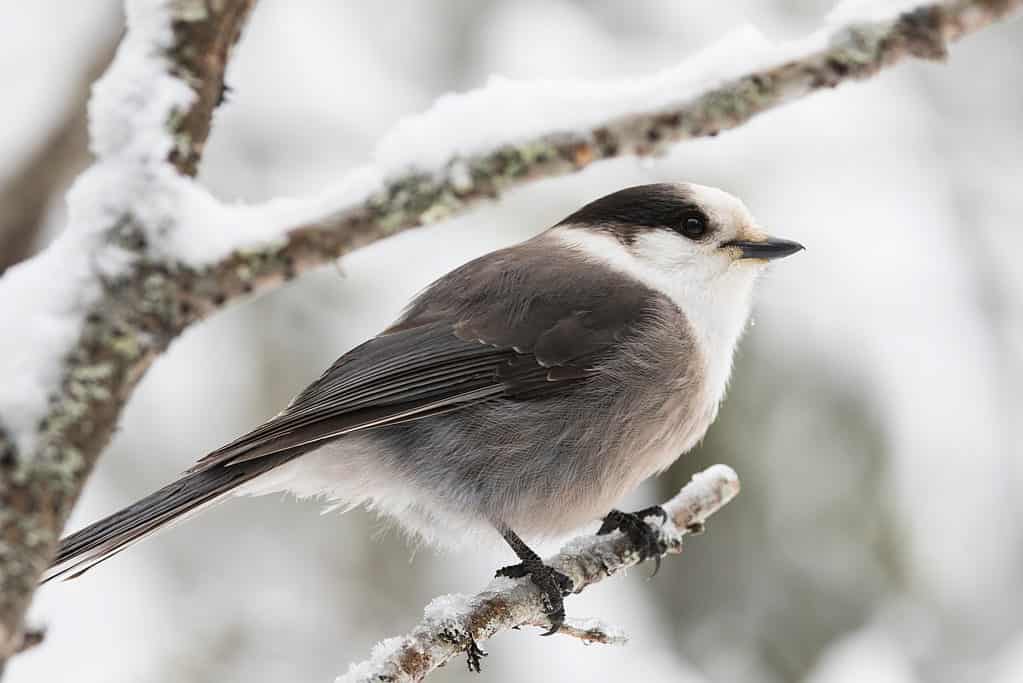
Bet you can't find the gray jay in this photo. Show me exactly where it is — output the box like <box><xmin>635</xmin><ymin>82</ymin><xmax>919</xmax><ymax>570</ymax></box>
<box><xmin>44</xmin><ymin>182</ymin><xmax>802</xmax><ymax>630</ymax></box>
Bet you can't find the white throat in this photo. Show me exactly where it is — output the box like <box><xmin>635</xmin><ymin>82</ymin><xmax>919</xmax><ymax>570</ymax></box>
<box><xmin>672</xmin><ymin>269</ymin><xmax>756</xmax><ymax>409</ymax></box>
<box><xmin>553</xmin><ymin>227</ymin><xmax>757</xmax><ymax>408</ymax></box>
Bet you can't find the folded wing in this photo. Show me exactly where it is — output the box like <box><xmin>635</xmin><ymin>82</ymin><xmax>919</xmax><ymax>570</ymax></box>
<box><xmin>190</xmin><ymin>238</ymin><xmax>656</xmax><ymax>473</ymax></box>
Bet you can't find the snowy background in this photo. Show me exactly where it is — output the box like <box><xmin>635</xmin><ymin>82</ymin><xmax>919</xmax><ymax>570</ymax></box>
<box><xmin>4</xmin><ymin>1</ymin><xmax>1023</xmax><ymax>682</ymax></box>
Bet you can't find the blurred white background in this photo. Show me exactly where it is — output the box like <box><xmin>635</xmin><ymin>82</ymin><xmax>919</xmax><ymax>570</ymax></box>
<box><xmin>3</xmin><ymin>1</ymin><xmax>1022</xmax><ymax>681</ymax></box>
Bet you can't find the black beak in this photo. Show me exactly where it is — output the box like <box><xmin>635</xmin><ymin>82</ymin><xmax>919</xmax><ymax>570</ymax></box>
<box><xmin>721</xmin><ymin>237</ymin><xmax>804</xmax><ymax>261</ymax></box>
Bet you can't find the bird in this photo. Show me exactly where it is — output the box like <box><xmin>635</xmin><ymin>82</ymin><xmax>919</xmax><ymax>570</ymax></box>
<box><xmin>44</xmin><ymin>182</ymin><xmax>803</xmax><ymax>631</ymax></box>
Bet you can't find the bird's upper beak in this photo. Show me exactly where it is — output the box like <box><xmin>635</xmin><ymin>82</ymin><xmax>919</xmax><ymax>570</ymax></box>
<box><xmin>721</xmin><ymin>236</ymin><xmax>804</xmax><ymax>261</ymax></box>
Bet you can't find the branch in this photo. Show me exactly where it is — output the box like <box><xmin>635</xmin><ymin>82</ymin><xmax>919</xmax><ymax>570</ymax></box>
<box><xmin>0</xmin><ymin>0</ymin><xmax>256</xmax><ymax>658</ymax></box>
<box><xmin>0</xmin><ymin>0</ymin><xmax>1018</xmax><ymax>662</ymax></box>
<box><xmin>338</xmin><ymin>465</ymin><xmax>741</xmax><ymax>683</ymax></box>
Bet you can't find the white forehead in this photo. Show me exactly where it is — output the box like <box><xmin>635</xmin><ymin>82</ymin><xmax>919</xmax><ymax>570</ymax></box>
<box><xmin>683</xmin><ymin>183</ymin><xmax>755</xmax><ymax>230</ymax></box>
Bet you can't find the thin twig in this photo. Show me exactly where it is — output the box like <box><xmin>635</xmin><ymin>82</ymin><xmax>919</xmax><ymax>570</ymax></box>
<box><xmin>339</xmin><ymin>465</ymin><xmax>740</xmax><ymax>683</ymax></box>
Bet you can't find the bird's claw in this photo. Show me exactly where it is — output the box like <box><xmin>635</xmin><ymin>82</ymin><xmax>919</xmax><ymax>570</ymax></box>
<box><xmin>464</xmin><ymin>635</ymin><xmax>487</xmax><ymax>673</ymax></box>
<box><xmin>496</xmin><ymin>561</ymin><xmax>573</xmax><ymax>634</ymax></box>
<box><xmin>598</xmin><ymin>505</ymin><xmax>668</xmax><ymax>576</ymax></box>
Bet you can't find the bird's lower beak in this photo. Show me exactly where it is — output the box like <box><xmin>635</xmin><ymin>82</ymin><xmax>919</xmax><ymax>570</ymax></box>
<box><xmin>721</xmin><ymin>236</ymin><xmax>804</xmax><ymax>261</ymax></box>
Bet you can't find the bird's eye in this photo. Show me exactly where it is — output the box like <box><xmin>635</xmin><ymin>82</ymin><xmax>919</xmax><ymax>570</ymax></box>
<box><xmin>680</xmin><ymin>213</ymin><xmax>708</xmax><ymax>239</ymax></box>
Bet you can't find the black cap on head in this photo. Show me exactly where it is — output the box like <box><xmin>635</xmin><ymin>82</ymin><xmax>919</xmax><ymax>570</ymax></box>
<box><xmin>555</xmin><ymin>183</ymin><xmax>709</xmax><ymax>244</ymax></box>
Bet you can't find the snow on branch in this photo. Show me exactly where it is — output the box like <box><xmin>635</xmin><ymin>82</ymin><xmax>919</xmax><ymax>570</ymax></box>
<box><xmin>0</xmin><ymin>0</ymin><xmax>256</xmax><ymax>657</ymax></box>
<box><xmin>339</xmin><ymin>465</ymin><xmax>741</xmax><ymax>683</ymax></box>
<box><xmin>0</xmin><ymin>0</ymin><xmax>1018</xmax><ymax>664</ymax></box>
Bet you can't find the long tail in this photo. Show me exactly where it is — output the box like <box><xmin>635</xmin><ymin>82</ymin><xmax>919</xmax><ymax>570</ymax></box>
<box><xmin>43</xmin><ymin>453</ymin><xmax>296</xmax><ymax>583</ymax></box>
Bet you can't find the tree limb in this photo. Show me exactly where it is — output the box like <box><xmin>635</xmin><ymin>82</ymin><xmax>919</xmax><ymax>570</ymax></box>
<box><xmin>0</xmin><ymin>0</ymin><xmax>256</xmax><ymax>658</ymax></box>
<box><xmin>0</xmin><ymin>0</ymin><xmax>1018</xmax><ymax>664</ymax></box>
<box><xmin>338</xmin><ymin>465</ymin><xmax>740</xmax><ymax>683</ymax></box>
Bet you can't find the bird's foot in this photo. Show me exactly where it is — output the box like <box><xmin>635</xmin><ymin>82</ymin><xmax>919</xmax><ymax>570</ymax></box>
<box><xmin>495</xmin><ymin>560</ymin><xmax>574</xmax><ymax>635</ymax></box>
<box><xmin>464</xmin><ymin>635</ymin><xmax>487</xmax><ymax>673</ymax></box>
<box><xmin>598</xmin><ymin>505</ymin><xmax>668</xmax><ymax>575</ymax></box>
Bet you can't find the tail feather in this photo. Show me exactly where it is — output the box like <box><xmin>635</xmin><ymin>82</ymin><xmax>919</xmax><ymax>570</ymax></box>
<box><xmin>43</xmin><ymin>453</ymin><xmax>295</xmax><ymax>583</ymax></box>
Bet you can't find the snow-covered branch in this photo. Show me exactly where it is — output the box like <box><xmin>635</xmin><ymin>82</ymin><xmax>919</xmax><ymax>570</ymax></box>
<box><xmin>339</xmin><ymin>465</ymin><xmax>741</xmax><ymax>683</ymax></box>
<box><xmin>0</xmin><ymin>0</ymin><xmax>1018</xmax><ymax>663</ymax></box>
<box><xmin>0</xmin><ymin>0</ymin><xmax>256</xmax><ymax>657</ymax></box>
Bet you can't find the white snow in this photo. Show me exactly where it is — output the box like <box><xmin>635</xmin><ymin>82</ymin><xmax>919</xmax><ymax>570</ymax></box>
<box><xmin>78</xmin><ymin>0</ymin><xmax>387</xmax><ymax>269</ymax></box>
<box><xmin>372</xmin><ymin>26</ymin><xmax>787</xmax><ymax>178</ymax></box>
<box><xmin>337</xmin><ymin>591</ymin><xmax>629</xmax><ymax>681</ymax></box>
<box><xmin>367</xmin><ymin>0</ymin><xmax>936</xmax><ymax>179</ymax></box>
<box><xmin>563</xmin><ymin>617</ymin><xmax>629</xmax><ymax>645</ymax></box>
<box><xmin>335</xmin><ymin>636</ymin><xmax>406</xmax><ymax>683</ymax></box>
<box><xmin>0</xmin><ymin>231</ymin><xmax>104</xmax><ymax>456</ymax></box>
<box><xmin>87</xmin><ymin>1</ymin><xmax>190</xmax><ymax>163</ymax></box>
<box><xmin>486</xmin><ymin>575</ymin><xmax>520</xmax><ymax>592</ymax></box>
<box><xmin>422</xmin><ymin>592</ymin><xmax>473</xmax><ymax>622</ymax></box>
<box><xmin>135</xmin><ymin>165</ymin><xmax>383</xmax><ymax>266</ymax></box>
<box><xmin>0</xmin><ymin>0</ymin><xmax>190</xmax><ymax>457</ymax></box>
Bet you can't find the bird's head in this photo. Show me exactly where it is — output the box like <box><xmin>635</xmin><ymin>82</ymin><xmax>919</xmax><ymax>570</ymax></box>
<box><xmin>552</xmin><ymin>182</ymin><xmax>803</xmax><ymax>347</ymax></box>
<box><xmin>555</xmin><ymin>182</ymin><xmax>803</xmax><ymax>288</ymax></box>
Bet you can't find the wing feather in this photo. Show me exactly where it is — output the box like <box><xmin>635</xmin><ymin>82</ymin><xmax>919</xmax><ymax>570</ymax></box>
<box><xmin>188</xmin><ymin>236</ymin><xmax>660</xmax><ymax>475</ymax></box>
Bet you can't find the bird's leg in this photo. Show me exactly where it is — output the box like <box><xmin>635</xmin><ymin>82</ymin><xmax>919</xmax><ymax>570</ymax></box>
<box><xmin>464</xmin><ymin>635</ymin><xmax>486</xmax><ymax>673</ymax></box>
<box><xmin>598</xmin><ymin>505</ymin><xmax>668</xmax><ymax>575</ymax></box>
<box><xmin>494</xmin><ymin>527</ymin><xmax>574</xmax><ymax>635</ymax></box>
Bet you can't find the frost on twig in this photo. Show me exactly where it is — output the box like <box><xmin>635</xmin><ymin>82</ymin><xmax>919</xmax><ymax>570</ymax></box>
<box><xmin>0</xmin><ymin>0</ymin><xmax>1019</xmax><ymax>665</ymax></box>
<box><xmin>338</xmin><ymin>465</ymin><xmax>741</xmax><ymax>683</ymax></box>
